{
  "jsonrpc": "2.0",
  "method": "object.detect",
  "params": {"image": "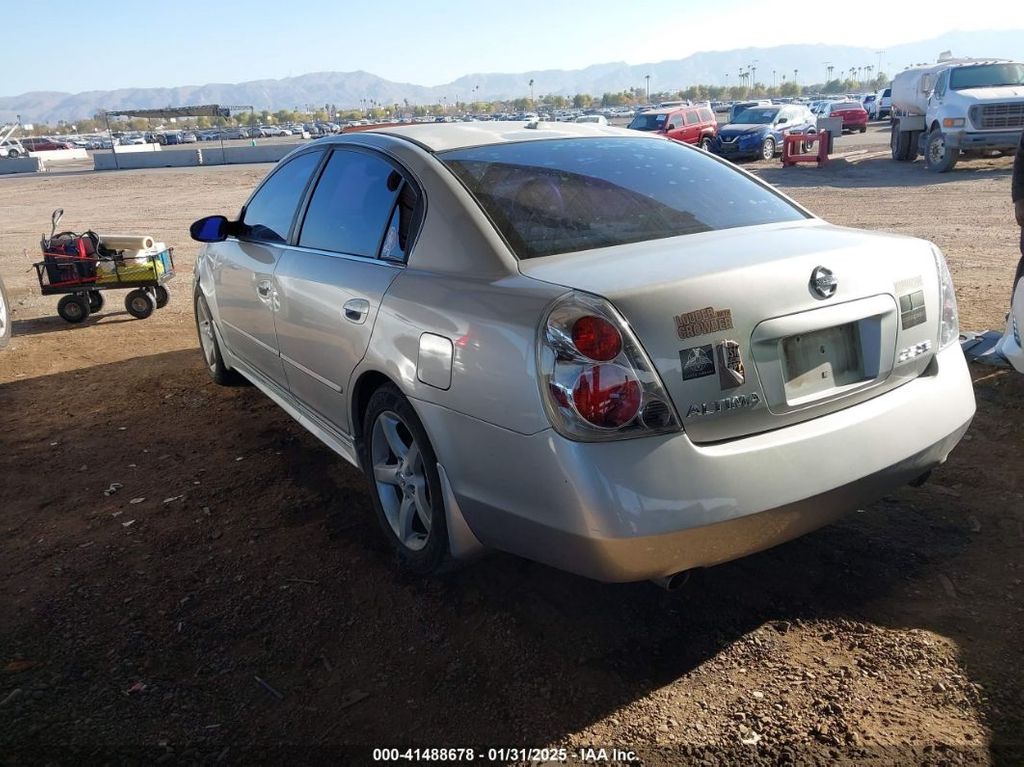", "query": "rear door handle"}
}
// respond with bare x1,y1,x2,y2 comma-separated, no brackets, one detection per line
256,280,273,301
343,298,370,324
